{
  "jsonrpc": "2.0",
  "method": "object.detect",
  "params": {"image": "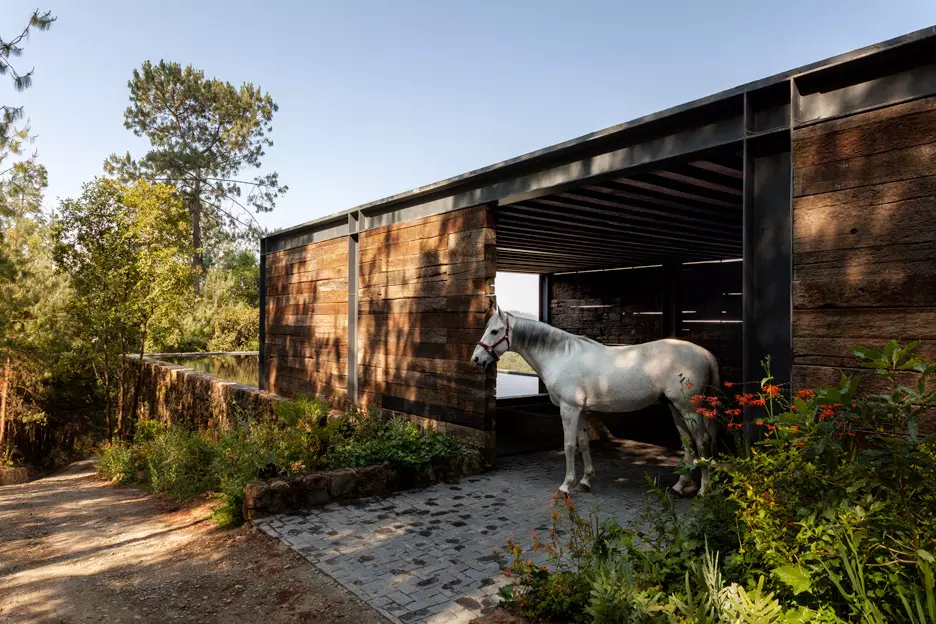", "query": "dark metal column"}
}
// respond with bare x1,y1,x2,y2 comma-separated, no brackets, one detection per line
742,92,793,430
538,273,552,395
258,238,267,391
346,213,360,406
661,262,681,338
